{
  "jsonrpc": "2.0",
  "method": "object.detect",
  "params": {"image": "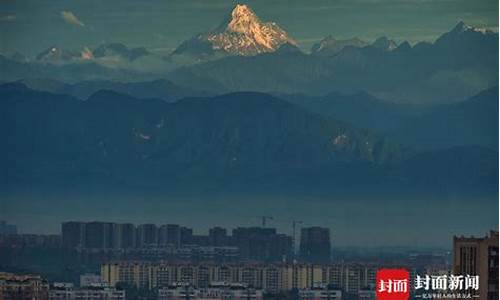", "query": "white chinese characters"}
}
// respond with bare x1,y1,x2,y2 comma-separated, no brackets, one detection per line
415,275,479,291
379,279,408,293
